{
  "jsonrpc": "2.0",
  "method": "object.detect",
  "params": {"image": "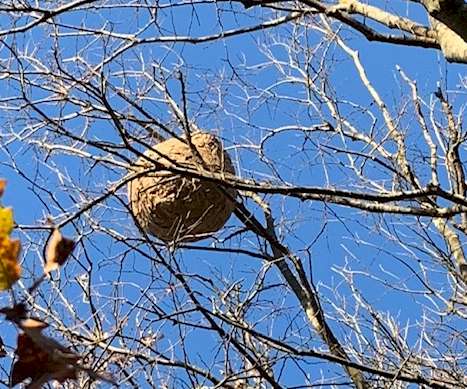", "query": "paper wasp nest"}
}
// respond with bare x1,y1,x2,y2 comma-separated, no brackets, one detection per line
128,132,237,242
